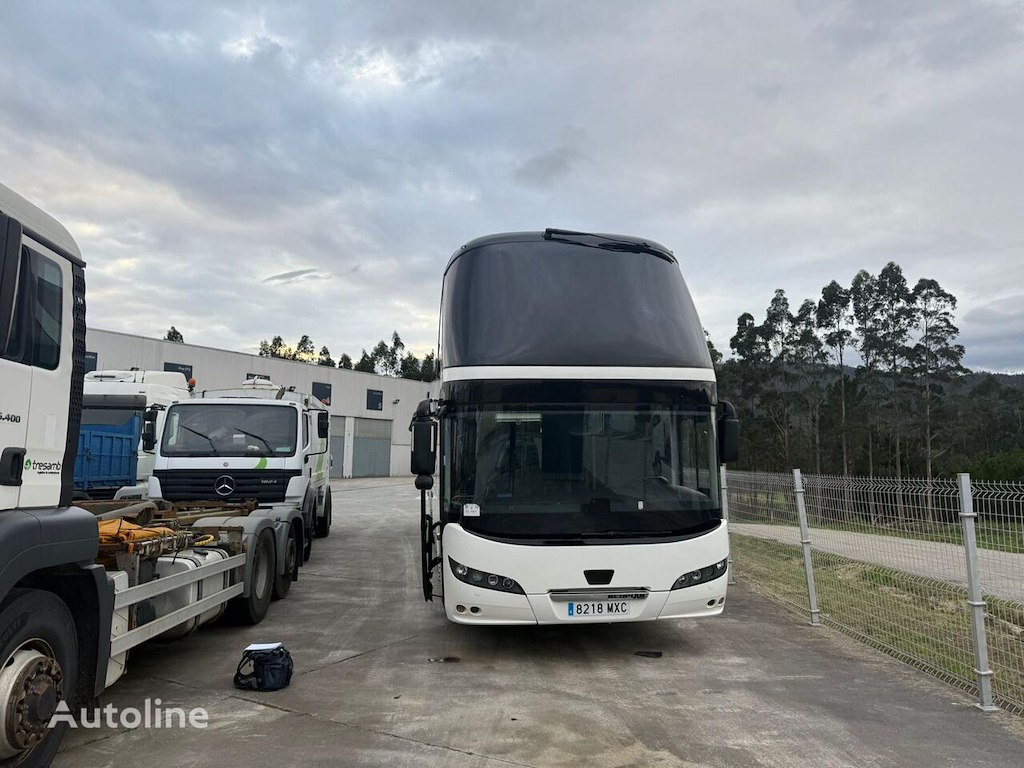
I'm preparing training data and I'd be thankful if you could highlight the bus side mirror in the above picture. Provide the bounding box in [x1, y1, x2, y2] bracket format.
[718, 400, 740, 464]
[317, 411, 329, 439]
[410, 399, 436, 486]
[411, 419, 436, 477]
[141, 408, 158, 452]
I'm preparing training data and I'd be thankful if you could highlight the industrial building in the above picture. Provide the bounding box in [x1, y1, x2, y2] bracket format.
[84, 329, 435, 478]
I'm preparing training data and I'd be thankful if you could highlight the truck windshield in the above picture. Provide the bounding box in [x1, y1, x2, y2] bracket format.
[445, 405, 721, 540]
[161, 404, 297, 457]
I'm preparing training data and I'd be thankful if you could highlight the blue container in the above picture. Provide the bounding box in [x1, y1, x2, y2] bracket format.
[74, 414, 140, 492]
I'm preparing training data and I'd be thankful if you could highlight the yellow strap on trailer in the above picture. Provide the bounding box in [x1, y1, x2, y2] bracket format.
[97, 519, 180, 553]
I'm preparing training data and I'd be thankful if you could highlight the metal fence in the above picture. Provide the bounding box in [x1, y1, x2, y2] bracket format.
[726, 468, 1024, 715]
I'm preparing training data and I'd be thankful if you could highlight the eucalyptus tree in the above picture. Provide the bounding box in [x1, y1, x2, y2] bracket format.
[851, 269, 887, 475]
[761, 290, 798, 468]
[873, 263, 917, 478]
[294, 334, 316, 362]
[910, 278, 966, 480]
[420, 352, 437, 382]
[353, 350, 376, 373]
[791, 299, 828, 473]
[729, 311, 772, 468]
[817, 280, 853, 474]
[317, 346, 335, 367]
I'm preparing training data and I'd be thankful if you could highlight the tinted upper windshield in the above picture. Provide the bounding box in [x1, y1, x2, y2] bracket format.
[81, 407, 141, 429]
[161, 404, 297, 457]
[441, 238, 712, 368]
[444, 404, 720, 540]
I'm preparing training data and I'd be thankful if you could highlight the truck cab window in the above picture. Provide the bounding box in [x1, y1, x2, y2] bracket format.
[3, 247, 62, 369]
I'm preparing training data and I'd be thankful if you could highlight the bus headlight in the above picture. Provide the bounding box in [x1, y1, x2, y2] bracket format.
[671, 558, 728, 590]
[448, 557, 524, 594]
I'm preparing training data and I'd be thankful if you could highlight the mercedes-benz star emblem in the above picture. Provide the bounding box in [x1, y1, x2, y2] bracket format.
[214, 475, 235, 496]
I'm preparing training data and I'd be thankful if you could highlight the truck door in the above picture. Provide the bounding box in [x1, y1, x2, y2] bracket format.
[3, 237, 75, 509]
[0, 217, 30, 510]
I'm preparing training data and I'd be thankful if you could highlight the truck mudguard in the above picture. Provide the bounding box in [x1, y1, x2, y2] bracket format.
[0, 506, 113, 698]
[0, 506, 99, 598]
[249, 506, 304, 580]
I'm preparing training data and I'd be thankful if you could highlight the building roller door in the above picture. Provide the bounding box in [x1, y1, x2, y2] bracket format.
[329, 416, 346, 478]
[352, 418, 392, 477]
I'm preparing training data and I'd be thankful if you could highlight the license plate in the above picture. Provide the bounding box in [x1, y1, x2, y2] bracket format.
[567, 600, 632, 618]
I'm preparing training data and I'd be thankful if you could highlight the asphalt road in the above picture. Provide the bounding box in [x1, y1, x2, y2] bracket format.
[731, 523, 1024, 602]
[57, 479, 1024, 768]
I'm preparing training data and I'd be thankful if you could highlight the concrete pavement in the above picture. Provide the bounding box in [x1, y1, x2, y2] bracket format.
[57, 479, 1024, 767]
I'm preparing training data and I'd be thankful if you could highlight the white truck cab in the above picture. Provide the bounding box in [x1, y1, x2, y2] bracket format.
[1, 181, 111, 766]
[149, 379, 333, 559]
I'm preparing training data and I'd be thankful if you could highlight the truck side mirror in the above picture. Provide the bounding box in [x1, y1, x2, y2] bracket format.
[0, 214, 23, 351]
[718, 400, 740, 464]
[141, 408, 158, 452]
[317, 411, 329, 439]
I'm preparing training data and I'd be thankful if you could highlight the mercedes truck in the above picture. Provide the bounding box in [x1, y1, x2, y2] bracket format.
[0, 182, 308, 767]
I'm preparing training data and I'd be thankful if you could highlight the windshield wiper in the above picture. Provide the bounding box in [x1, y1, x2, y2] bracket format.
[232, 426, 274, 453]
[179, 425, 218, 454]
[542, 228, 674, 262]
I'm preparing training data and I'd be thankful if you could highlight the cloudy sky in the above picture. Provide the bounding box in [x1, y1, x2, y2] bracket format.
[2, 0, 1022, 371]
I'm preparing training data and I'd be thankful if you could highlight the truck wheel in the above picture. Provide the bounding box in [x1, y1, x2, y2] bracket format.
[0, 589, 78, 768]
[272, 526, 298, 600]
[314, 488, 332, 539]
[231, 529, 276, 625]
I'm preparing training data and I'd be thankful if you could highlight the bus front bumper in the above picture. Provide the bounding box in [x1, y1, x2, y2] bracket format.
[440, 523, 729, 625]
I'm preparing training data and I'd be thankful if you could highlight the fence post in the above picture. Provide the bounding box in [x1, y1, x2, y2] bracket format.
[957, 472, 998, 712]
[793, 469, 821, 627]
[720, 465, 735, 584]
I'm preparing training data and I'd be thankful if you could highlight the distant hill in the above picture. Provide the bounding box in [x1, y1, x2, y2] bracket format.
[965, 371, 1024, 390]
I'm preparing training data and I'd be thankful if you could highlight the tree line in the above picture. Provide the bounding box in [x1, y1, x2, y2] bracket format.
[254, 330, 437, 382]
[164, 325, 437, 380]
[715, 261, 1024, 481]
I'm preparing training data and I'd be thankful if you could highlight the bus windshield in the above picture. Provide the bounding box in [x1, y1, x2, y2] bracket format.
[161, 404, 297, 457]
[445, 405, 721, 540]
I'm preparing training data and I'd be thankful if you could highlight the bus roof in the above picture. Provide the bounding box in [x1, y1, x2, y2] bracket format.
[440, 231, 712, 370]
[446, 230, 675, 273]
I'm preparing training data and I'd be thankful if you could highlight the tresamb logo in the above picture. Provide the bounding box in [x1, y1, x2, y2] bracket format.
[24, 457, 62, 475]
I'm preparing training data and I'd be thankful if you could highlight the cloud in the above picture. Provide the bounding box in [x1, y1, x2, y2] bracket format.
[0, 0, 1020, 370]
[514, 144, 582, 188]
[262, 268, 328, 283]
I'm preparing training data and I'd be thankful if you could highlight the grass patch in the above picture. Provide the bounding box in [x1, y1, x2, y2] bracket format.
[731, 534, 1024, 715]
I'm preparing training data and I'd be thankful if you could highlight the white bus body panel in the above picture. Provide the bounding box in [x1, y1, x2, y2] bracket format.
[440, 521, 729, 625]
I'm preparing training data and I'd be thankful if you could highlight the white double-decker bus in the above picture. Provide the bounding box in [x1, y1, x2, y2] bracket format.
[410, 229, 739, 625]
